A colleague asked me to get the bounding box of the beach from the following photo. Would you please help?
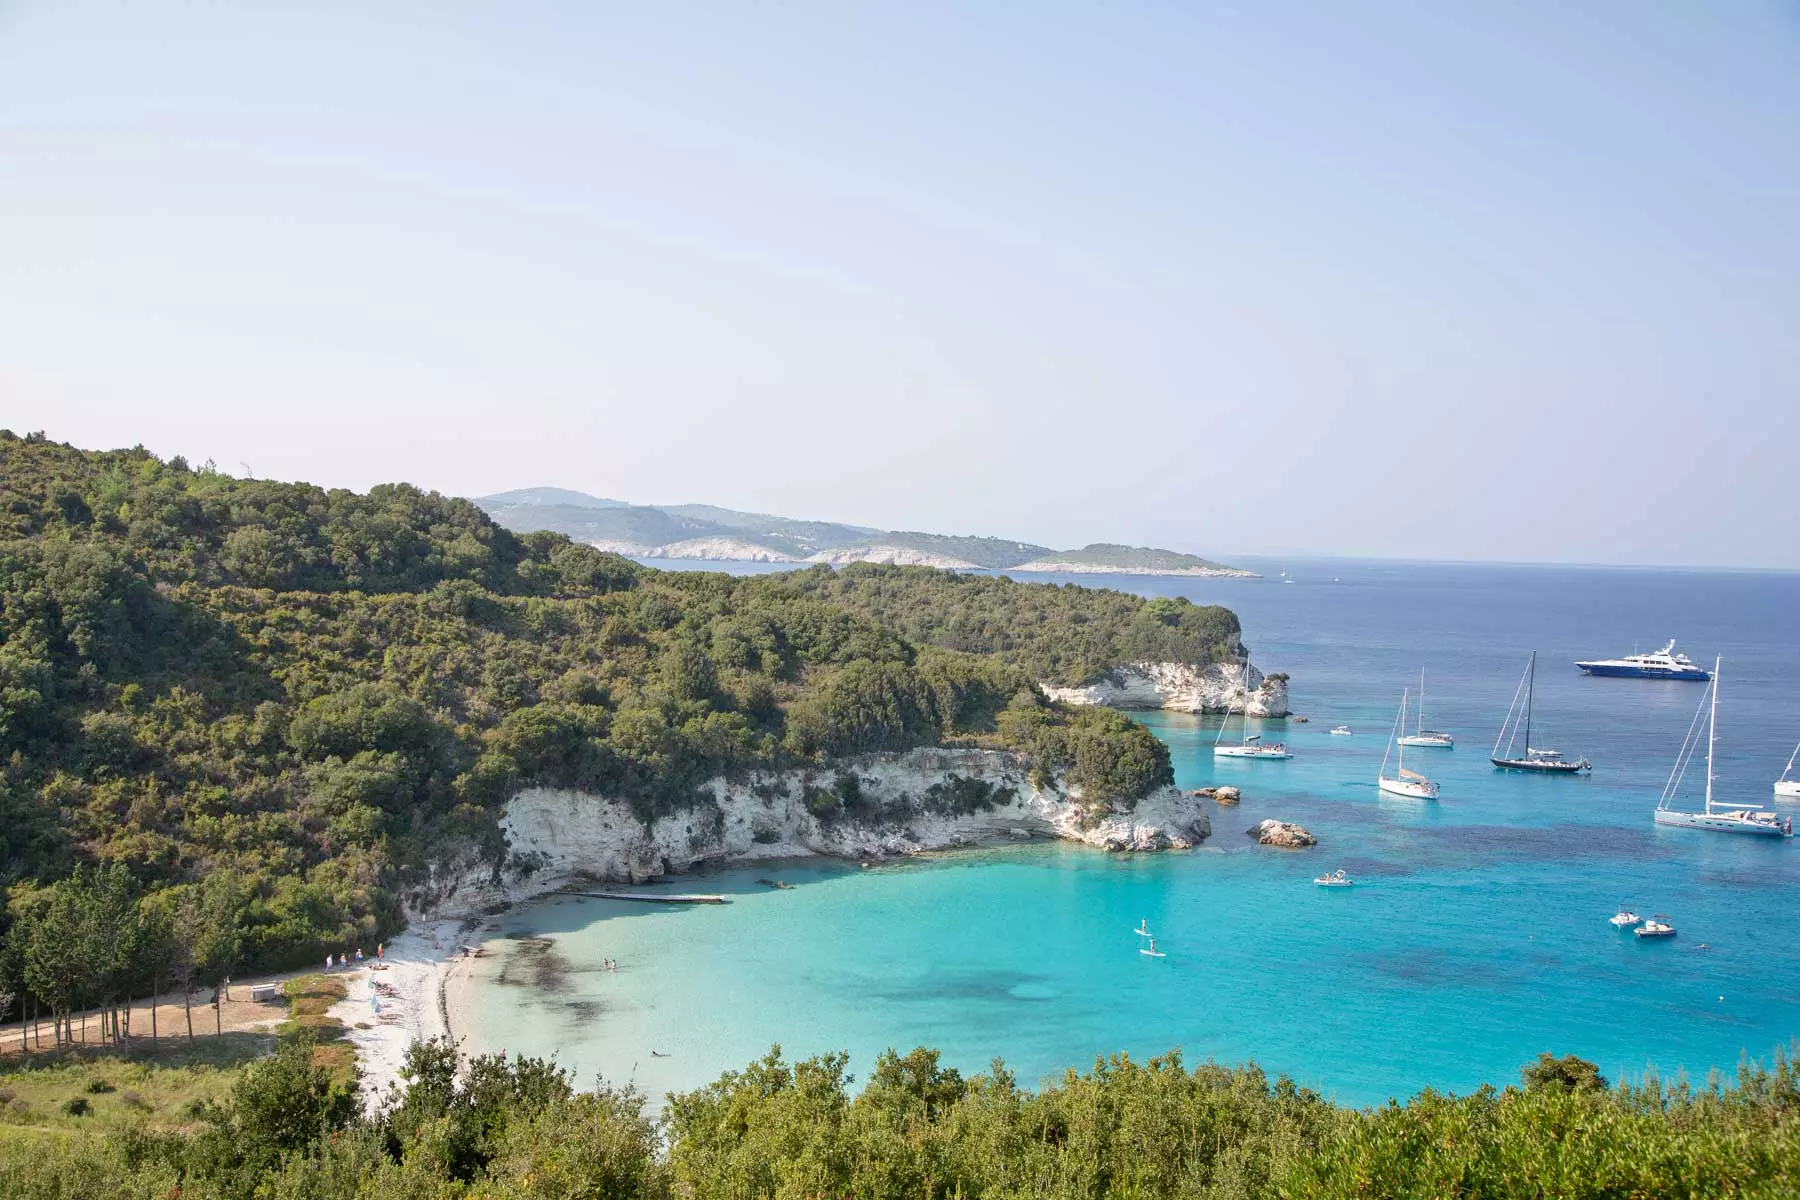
[330,917,487,1106]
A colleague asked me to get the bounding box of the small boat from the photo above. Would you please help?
[1396,669,1454,748]
[1213,663,1292,759]
[1608,904,1641,928]
[1653,659,1792,838]
[1577,640,1710,681]
[1314,869,1354,887]
[1139,936,1166,958]
[1776,740,1800,800]
[1491,652,1590,773]
[1379,689,1440,799]
[1635,916,1676,939]
[1329,726,1352,736]
[1133,919,1151,937]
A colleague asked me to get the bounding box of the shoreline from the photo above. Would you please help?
[329,917,484,1108]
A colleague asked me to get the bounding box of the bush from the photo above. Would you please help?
[61,1097,92,1117]
[85,1079,115,1094]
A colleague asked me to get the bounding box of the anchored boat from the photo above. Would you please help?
[1776,739,1800,801]
[1491,651,1590,773]
[1396,669,1454,748]
[1213,663,1291,759]
[1379,689,1440,799]
[1653,659,1790,838]
[1577,640,1710,680]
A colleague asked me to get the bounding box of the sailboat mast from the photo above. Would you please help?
[1417,669,1425,734]
[1784,739,1800,784]
[1705,658,1719,813]
[1524,652,1535,754]
[1397,690,1408,774]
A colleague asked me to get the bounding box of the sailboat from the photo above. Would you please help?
[1379,689,1440,799]
[1776,740,1800,800]
[1654,659,1791,838]
[1490,652,1590,773]
[1213,662,1292,759]
[1396,669,1454,748]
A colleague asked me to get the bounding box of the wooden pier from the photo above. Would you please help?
[565,890,728,905]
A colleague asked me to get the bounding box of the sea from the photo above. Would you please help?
[462,557,1800,1107]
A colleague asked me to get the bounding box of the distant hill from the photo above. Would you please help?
[475,489,1253,577]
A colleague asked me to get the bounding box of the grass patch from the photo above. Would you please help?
[0,1035,269,1134]
[282,974,354,1077]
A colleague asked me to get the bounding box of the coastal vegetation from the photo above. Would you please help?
[5,1035,1799,1198]
[0,434,1184,1005]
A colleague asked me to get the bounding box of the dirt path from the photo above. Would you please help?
[0,967,349,1056]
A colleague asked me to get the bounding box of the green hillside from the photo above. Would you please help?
[0,434,1192,981]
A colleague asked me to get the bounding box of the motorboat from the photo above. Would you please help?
[1608,904,1641,928]
[1635,916,1676,939]
[1654,660,1791,838]
[1329,726,1352,736]
[1314,870,1354,887]
[1776,740,1800,800]
[1213,662,1292,760]
[1379,689,1440,799]
[1396,669,1454,747]
[1577,640,1710,680]
[1491,652,1590,773]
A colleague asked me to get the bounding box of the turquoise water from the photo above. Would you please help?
[466,560,1800,1105]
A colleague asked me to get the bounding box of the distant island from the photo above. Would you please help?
[477,488,1255,577]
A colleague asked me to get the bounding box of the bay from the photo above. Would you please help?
[463,558,1800,1105]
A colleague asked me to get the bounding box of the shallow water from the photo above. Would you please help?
[465,559,1800,1105]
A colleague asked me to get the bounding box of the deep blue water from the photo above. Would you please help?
[467,559,1800,1106]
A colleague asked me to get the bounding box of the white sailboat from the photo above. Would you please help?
[1212,662,1291,759]
[1776,740,1800,800]
[1396,669,1454,748]
[1653,659,1791,838]
[1378,689,1440,799]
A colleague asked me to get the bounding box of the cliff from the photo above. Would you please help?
[406,748,1211,919]
[1041,661,1290,717]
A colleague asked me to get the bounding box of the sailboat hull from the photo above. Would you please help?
[1378,776,1439,799]
[1398,734,1454,748]
[1776,781,1800,800]
[1214,745,1291,759]
[1654,809,1786,837]
[1491,756,1588,773]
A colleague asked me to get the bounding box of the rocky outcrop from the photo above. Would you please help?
[1042,661,1289,717]
[1248,819,1316,848]
[587,537,801,562]
[804,546,980,569]
[407,749,1211,920]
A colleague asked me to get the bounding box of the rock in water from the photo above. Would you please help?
[1248,819,1316,848]
[1213,786,1241,805]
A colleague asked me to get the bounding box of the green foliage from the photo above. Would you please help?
[4,1037,1800,1198]
[1521,1051,1609,1093]
[0,436,1184,988]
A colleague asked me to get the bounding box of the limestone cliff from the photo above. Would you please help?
[1041,661,1290,717]
[406,748,1211,919]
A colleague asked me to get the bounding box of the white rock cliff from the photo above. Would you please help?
[407,748,1211,919]
[1042,661,1290,717]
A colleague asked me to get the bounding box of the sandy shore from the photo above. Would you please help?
[330,917,486,1107]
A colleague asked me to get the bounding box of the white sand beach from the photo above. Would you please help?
[330,918,483,1107]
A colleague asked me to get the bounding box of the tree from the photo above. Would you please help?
[1520,1052,1608,1094]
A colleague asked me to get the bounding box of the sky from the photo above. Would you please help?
[2,3,1797,568]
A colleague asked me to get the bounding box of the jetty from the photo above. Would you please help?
[565,890,729,905]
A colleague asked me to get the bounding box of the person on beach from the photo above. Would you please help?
[325,953,334,970]
[376,943,383,959]
[355,947,364,961]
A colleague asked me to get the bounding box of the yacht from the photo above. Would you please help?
[1653,659,1791,838]
[1776,740,1800,800]
[1635,916,1677,939]
[1576,640,1710,680]
[1396,669,1454,748]
[1491,652,1590,773]
[1608,904,1641,929]
[1378,689,1440,799]
[1213,663,1291,759]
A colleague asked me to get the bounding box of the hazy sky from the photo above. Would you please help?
[3,3,1797,568]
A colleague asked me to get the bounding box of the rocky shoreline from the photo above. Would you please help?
[1043,660,1290,717]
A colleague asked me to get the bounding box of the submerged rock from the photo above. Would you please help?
[1248,819,1316,848]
